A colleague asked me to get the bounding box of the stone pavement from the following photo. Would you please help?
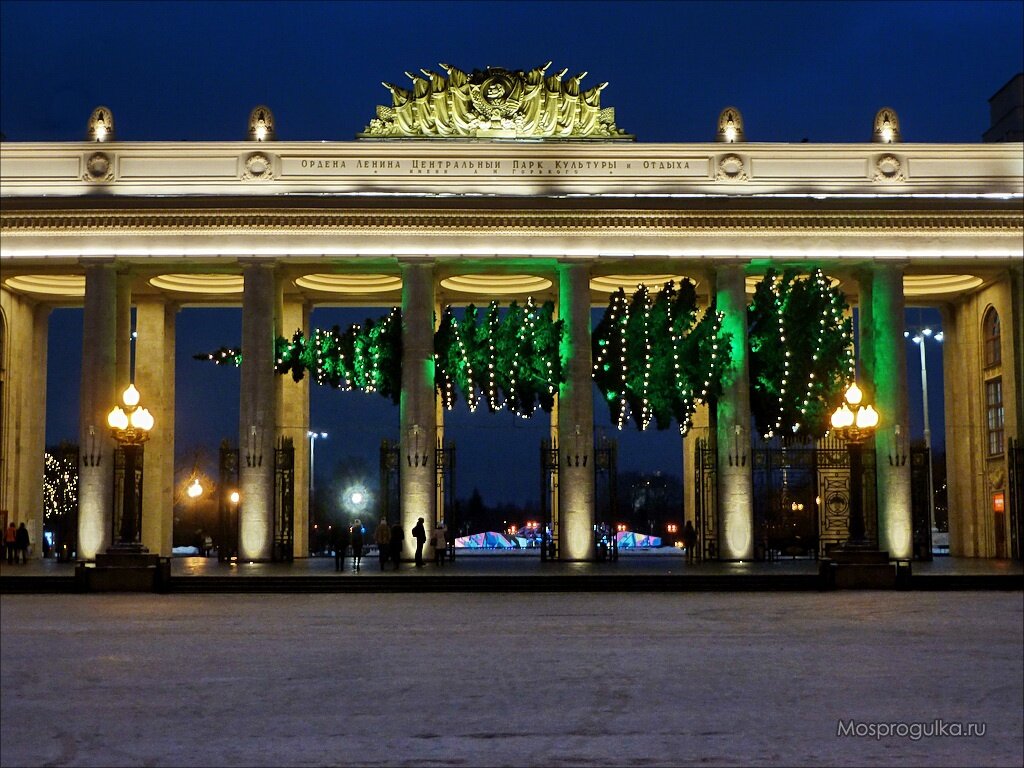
[1,592,1021,767]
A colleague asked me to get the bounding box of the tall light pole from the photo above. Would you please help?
[307,431,327,501]
[307,431,327,557]
[106,383,155,547]
[829,382,879,546]
[905,327,943,537]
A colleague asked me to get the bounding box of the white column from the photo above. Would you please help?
[0,289,49,558]
[399,261,436,559]
[714,265,754,560]
[865,265,913,559]
[277,297,310,558]
[556,262,595,561]
[115,271,133,389]
[78,263,118,559]
[136,298,176,556]
[238,263,278,561]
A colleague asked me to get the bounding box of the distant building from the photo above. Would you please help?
[983,73,1023,143]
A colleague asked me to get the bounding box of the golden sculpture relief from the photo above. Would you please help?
[359,62,633,140]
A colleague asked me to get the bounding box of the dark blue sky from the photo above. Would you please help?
[2,1,1021,143]
[7,1,1019,504]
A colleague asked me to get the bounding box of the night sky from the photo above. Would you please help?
[3,1,1021,506]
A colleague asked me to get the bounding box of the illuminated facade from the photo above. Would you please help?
[1,92,1021,562]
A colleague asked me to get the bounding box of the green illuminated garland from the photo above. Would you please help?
[747,269,854,438]
[434,297,563,418]
[592,280,731,434]
[195,308,403,403]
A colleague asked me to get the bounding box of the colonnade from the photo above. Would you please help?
[2,258,920,562]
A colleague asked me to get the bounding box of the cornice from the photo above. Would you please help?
[1,208,1020,235]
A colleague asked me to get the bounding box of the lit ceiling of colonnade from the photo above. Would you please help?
[0,271,995,303]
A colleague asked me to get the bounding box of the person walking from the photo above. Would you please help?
[412,517,427,567]
[374,519,391,571]
[350,520,364,573]
[5,522,16,565]
[334,524,349,573]
[432,523,447,567]
[389,521,404,570]
[15,522,30,564]
[682,520,698,564]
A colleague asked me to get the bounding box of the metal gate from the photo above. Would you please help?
[272,437,294,562]
[217,437,294,562]
[694,437,717,561]
[697,434,879,560]
[594,435,618,560]
[815,435,878,557]
[379,439,400,526]
[436,439,456,530]
[217,439,239,562]
[910,446,933,560]
[539,439,559,560]
[752,438,819,560]
[1009,437,1023,561]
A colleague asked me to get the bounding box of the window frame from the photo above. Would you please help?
[983,308,1001,368]
[985,376,1004,457]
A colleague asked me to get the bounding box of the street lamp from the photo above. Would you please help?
[307,431,327,499]
[905,327,943,537]
[106,384,155,546]
[307,431,327,555]
[829,382,879,545]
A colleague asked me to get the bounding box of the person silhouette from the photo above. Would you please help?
[412,517,427,567]
[350,520,364,572]
[374,518,391,571]
[334,525,349,573]
[389,521,404,570]
[682,521,698,564]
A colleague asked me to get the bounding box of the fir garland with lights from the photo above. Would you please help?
[592,280,731,434]
[747,269,854,438]
[195,308,403,403]
[433,297,563,418]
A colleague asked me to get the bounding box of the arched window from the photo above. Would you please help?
[983,308,1001,367]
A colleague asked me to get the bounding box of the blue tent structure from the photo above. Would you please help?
[455,531,517,549]
[616,531,662,548]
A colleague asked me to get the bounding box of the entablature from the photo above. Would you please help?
[2,140,1022,198]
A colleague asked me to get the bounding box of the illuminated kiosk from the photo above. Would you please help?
[1,66,1022,567]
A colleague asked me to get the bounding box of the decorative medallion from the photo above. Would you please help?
[360,62,633,140]
[84,151,114,182]
[242,152,274,181]
[873,153,904,182]
[716,153,748,181]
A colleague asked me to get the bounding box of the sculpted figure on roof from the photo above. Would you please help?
[360,62,633,140]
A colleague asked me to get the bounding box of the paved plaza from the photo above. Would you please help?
[1,592,1021,767]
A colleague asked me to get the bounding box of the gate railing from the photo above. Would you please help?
[217,440,239,562]
[273,437,294,562]
[694,437,717,561]
[217,437,293,562]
